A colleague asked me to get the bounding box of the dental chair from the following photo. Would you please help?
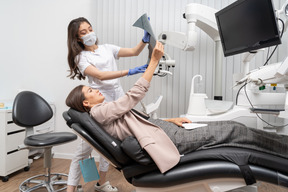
[13,91,77,192]
[63,108,288,192]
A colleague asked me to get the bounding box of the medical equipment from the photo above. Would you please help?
[157,0,288,131]
[140,95,163,119]
[158,3,223,100]
[277,0,288,32]
[156,52,175,76]
[187,75,208,116]
[215,0,282,57]
[63,108,288,192]
[218,0,288,129]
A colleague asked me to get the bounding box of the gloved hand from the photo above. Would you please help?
[142,30,150,43]
[128,64,148,76]
[142,17,151,43]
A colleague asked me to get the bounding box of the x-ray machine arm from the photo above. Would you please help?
[158,3,223,100]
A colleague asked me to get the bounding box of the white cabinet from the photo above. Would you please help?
[0,108,29,182]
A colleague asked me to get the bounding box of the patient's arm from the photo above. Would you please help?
[142,41,164,82]
[90,42,164,125]
[164,117,192,127]
[91,78,150,124]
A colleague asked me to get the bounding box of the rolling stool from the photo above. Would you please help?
[13,91,77,192]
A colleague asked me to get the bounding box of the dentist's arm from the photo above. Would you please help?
[142,41,164,82]
[118,41,147,57]
[118,26,150,57]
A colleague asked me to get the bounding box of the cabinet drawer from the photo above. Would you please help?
[6,123,25,133]
[6,150,28,175]
[5,111,25,133]
[6,131,25,152]
[6,111,13,122]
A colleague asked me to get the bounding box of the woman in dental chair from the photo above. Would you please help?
[66,41,288,174]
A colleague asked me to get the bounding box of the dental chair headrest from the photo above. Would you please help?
[66,108,132,165]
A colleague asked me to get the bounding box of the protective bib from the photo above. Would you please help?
[79,157,100,183]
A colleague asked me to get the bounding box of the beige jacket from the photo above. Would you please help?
[90,77,180,173]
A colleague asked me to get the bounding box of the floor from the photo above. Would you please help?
[0,158,287,192]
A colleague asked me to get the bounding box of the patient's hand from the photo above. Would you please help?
[164,117,192,127]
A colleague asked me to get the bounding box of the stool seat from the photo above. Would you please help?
[24,132,77,147]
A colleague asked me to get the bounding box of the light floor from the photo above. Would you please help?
[0,158,287,192]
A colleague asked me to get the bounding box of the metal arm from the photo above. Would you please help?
[158,3,219,51]
[158,3,223,100]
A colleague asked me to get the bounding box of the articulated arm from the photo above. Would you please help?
[158,3,219,51]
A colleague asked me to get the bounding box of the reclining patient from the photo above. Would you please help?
[66,41,288,174]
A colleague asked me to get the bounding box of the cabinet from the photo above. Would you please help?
[0,107,29,182]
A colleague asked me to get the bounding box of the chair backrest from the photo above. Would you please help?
[13,91,53,127]
[63,108,133,168]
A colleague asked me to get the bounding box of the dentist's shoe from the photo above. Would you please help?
[95,181,118,192]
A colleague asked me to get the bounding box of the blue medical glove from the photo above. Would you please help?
[128,64,148,76]
[142,17,151,43]
[142,30,150,43]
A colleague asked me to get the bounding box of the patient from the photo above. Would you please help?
[66,41,288,173]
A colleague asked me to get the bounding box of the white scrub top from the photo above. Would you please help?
[77,44,122,91]
[77,44,125,102]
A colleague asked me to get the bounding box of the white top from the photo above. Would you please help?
[77,44,121,90]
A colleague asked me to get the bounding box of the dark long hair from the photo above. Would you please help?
[67,17,98,80]
[66,85,89,112]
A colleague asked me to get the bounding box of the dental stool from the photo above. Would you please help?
[12,91,77,192]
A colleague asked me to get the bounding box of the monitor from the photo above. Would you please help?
[215,0,281,57]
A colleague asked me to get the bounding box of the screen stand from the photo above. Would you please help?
[214,40,223,100]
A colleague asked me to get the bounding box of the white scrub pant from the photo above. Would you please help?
[67,139,109,186]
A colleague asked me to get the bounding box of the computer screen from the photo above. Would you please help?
[215,0,281,57]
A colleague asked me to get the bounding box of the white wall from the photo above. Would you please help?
[0,0,99,158]
[0,0,287,158]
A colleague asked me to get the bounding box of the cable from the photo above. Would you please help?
[235,82,247,105]
[266,47,270,62]
[263,18,284,66]
[279,18,285,38]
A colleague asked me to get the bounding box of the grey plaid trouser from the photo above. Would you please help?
[148,119,288,159]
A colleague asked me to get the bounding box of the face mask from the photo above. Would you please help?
[81,32,97,46]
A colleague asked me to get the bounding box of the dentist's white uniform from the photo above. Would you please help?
[68,44,124,186]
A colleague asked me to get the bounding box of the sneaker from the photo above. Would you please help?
[94,181,118,192]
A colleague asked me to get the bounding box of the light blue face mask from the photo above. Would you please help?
[81,32,97,46]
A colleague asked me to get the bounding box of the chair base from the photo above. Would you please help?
[135,178,258,192]
[19,173,68,192]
